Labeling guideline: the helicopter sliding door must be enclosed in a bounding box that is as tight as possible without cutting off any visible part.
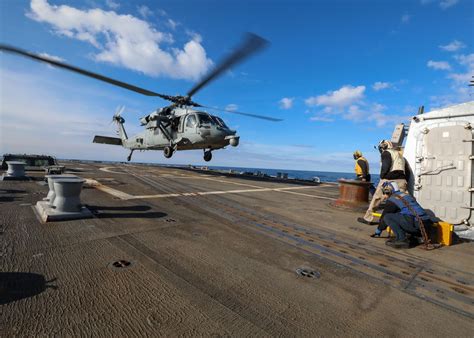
[178,114,200,148]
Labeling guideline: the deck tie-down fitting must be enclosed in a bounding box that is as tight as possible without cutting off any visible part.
[52,178,85,213]
[35,175,93,222]
[6,161,25,177]
[44,174,79,204]
[1,161,28,181]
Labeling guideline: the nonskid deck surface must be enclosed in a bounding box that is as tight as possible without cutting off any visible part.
[1,162,473,336]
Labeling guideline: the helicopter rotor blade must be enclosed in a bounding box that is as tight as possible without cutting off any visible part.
[186,33,269,98]
[0,44,174,100]
[198,105,282,122]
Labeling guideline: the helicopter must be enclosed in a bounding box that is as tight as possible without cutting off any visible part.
[0,33,281,162]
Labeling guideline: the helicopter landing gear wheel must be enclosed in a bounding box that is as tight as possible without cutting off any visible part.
[163,146,174,158]
[203,150,212,162]
[127,150,134,162]
[127,155,131,162]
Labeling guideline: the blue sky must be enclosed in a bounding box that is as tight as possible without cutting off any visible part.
[0,0,473,172]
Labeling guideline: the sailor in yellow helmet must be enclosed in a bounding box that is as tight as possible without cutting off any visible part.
[353,150,370,182]
[358,140,409,225]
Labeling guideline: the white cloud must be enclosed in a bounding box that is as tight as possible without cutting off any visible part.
[306,84,407,127]
[421,0,459,9]
[38,52,65,62]
[429,53,474,108]
[167,19,179,30]
[37,52,66,69]
[439,0,459,9]
[225,104,238,112]
[137,5,153,18]
[105,0,120,10]
[309,116,334,122]
[439,40,466,52]
[278,97,294,110]
[448,53,474,84]
[305,85,365,108]
[427,60,451,70]
[342,104,367,122]
[28,0,213,80]
[372,81,391,91]
[401,14,411,23]
[341,103,409,127]
[186,31,203,43]
[455,53,474,68]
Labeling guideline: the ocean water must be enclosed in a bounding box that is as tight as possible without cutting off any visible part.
[206,165,380,184]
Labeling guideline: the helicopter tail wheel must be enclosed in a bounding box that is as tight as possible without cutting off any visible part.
[203,150,212,162]
[163,146,174,158]
[127,150,134,162]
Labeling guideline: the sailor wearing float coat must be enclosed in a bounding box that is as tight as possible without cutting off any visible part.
[353,150,370,182]
[358,140,409,225]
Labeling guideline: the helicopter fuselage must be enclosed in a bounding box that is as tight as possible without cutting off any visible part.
[127,111,239,151]
[95,107,240,161]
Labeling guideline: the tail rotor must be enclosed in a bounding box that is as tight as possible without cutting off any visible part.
[113,105,125,124]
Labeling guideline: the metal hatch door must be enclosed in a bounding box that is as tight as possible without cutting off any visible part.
[418,125,473,224]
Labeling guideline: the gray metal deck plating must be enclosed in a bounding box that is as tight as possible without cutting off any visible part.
[1,161,473,336]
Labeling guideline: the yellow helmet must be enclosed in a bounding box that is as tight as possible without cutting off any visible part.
[352,150,362,160]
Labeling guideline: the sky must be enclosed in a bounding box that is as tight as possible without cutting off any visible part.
[0,0,473,172]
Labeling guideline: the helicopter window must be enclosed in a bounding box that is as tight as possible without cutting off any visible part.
[214,117,228,128]
[197,113,215,125]
[186,115,197,128]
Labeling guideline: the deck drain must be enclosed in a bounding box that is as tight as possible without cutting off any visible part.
[110,260,132,269]
[165,218,176,223]
[296,268,321,279]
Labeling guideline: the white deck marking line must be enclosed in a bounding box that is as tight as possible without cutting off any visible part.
[154,175,332,190]
[84,179,134,200]
[275,189,337,201]
[128,185,330,200]
[200,177,266,189]
[99,166,128,175]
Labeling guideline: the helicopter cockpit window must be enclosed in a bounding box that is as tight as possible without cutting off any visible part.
[197,113,215,125]
[214,117,229,129]
[186,115,197,128]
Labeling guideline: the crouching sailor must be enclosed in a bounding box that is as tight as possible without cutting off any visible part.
[370,181,433,249]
